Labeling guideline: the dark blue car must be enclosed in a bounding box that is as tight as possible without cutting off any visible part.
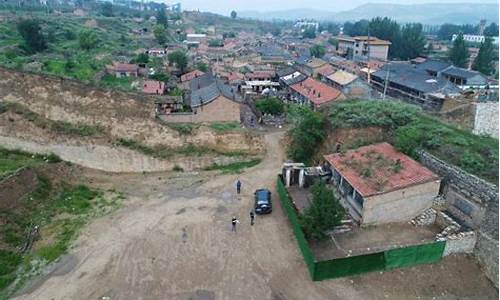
[254,189,272,214]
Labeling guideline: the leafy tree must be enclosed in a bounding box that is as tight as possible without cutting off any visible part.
[343,20,369,36]
[223,32,236,38]
[302,27,316,39]
[483,22,499,37]
[325,22,340,35]
[156,9,168,27]
[287,105,326,164]
[78,29,99,51]
[150,73,169,82]
[269,25,281,37]
[309,44,325,58]
[196,61,208,72]
[438,23,461,40]
[208,39,223,47]
[255,97,284,115]
[472,37,496,75]
[132,53,149,64]
[153,25,167,45]
[101,2,113,17]
[17,19,47,54]
[449,32,469,68]
[299,181,345,241]
[167,50,188,72]
[230,10,237,19]
[397,23,426,60]
[369,17,400,58]
[64,29,76,40]
[64,58,76,72]
[328,38,338,48]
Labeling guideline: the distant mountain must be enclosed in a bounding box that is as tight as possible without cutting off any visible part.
[239,3,499,24]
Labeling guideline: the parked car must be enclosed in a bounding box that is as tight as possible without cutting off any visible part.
[254,188,272,214]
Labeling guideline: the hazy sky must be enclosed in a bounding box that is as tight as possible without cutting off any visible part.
[176,0,498,15]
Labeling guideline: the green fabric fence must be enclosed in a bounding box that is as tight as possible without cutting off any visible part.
[276,176,446,281]
[276,176,316,277]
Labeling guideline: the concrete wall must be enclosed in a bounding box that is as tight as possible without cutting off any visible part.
[473,102,499,138]
[160,95,241,123]
[362,180,441,225]
[443,232,477,256]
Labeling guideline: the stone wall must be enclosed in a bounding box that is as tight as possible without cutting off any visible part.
[159,95,241,123]
[473,102,499,138]
[417,150,498,287]
[442,231,477,256]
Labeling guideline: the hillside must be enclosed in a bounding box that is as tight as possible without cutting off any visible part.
[239,2,499,24]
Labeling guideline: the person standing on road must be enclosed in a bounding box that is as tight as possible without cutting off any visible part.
[231,217,240,232]
[250,211,255,226]
[236,179,242,194]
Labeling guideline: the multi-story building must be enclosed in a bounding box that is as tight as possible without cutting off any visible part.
[336,36,391,61]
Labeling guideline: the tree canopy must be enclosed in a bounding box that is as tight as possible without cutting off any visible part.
[309,44,325,58]
[449,32,469,68]
[397,23,426,60]
[101,2,113,17]
[167,50,188,72]
[156,9,168,27]
[472,37,496,75]
[255,97,284,115]
[153,25,167,45]
[78,29,99,51]
[302,27,316,39]
[299,181,345,241]
[17,19,47,54]
[287,105,326,164]
[483,22,499,37]
[230,10,237,19]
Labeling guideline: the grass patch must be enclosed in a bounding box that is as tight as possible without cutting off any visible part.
[99,74,135,91]
[167,123,198,135]
[204,158,262,174]
[209,122,242,133]
[0,147,61,180]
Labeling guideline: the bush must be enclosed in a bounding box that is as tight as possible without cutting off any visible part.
[78,29,99,51]
[287,105,326,164]
[255,97,284,115]
[150,73,169,82]
[299,182,345,240]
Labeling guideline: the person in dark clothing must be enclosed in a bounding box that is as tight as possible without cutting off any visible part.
[231,217,239,232]
[236,180,242,194]
[250,211,255,226]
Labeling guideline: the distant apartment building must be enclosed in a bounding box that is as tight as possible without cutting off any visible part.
[336,36,391,61]
[451,34,499,45]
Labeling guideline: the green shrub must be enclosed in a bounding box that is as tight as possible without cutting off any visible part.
[204,159,261,174]
[172,165,184,172]
[287,105,326,164]
[255,97,284,115]
[209,122,241,133]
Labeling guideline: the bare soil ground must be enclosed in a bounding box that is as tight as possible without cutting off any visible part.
[13,131,498,300]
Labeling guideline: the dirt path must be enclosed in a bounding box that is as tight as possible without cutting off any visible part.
[14,131,497,300]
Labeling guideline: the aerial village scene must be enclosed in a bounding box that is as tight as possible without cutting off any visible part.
[0,0,498,299]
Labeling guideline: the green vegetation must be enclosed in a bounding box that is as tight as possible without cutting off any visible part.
[115,138,246,158]
[309,44,325,58]
[472,37,497,75]
[17,19,47,54]
[209,122,242,133]
[208,39,223,47]
[78,29,99,51]
[153,25,167,45]
[0,148,122,296]
[167,50,188,72]
[299,181,345,240]
[448,32,469,68]
[255,97,284,115]
[204,158,261,174]
[230,10,237,19]
[167,123,197,135]
[302,27,316,39]
[287,105,326,165]
[100,74,135,91]
[329,100,499,184]
[1,102,105,137]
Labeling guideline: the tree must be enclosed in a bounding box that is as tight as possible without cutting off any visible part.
[343,20,369,36]
[153,25,167,45]
[397,23,426,60]
[369,17,400,58]
[101,2,113,17]
[196,61,208,72]
[449,32,469,68]
[483,22,499,37]
[132,53,149,64]
[302,27,316,39]
[156,9,168,27]
[17,19,47,54]
[255,97,284,115]
[299,181,345,240]
[230,10,237,19]
[287,105,326,164]
[326,22,340,35]
[472,37,496,75]
[438,23,461,40]
[78,29,99,51]
[309,44,325,58]
[208,39,223,47]
[167,50,188,72]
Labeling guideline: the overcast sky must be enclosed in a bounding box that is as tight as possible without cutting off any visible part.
[176,0,498,15]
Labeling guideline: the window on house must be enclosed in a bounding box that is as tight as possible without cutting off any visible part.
[354,191,364,208]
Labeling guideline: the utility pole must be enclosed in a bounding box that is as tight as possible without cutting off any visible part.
[367,24,371,84]
[382,63,390,101]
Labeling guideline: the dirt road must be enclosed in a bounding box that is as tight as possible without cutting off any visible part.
[14,131,497,300]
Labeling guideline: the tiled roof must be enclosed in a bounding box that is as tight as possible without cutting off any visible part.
[188,73,241,107]
[324,143,439,197]
[327,70,358,86]
[245,70,275,80]
[181,70,205,82]
[108,62,139,73]
[143,80,165,94]
[290,77,342,106]
[280,71,307,86]
[316,64,336,77]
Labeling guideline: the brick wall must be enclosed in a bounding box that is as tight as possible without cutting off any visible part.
[159,95,242,123]
[473,102,499,138]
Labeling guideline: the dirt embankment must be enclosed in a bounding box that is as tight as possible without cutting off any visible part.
[0,67,263,155]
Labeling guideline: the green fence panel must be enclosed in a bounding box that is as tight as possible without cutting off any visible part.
[276,176,315,278]
[313,252,386,281]
[384,241,445,270]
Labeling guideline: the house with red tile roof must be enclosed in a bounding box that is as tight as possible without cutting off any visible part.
[143,80,165,95]
[324,143,441,225]
[289,77,345,110]
[180,70,205,83]
[106,62,139,77]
